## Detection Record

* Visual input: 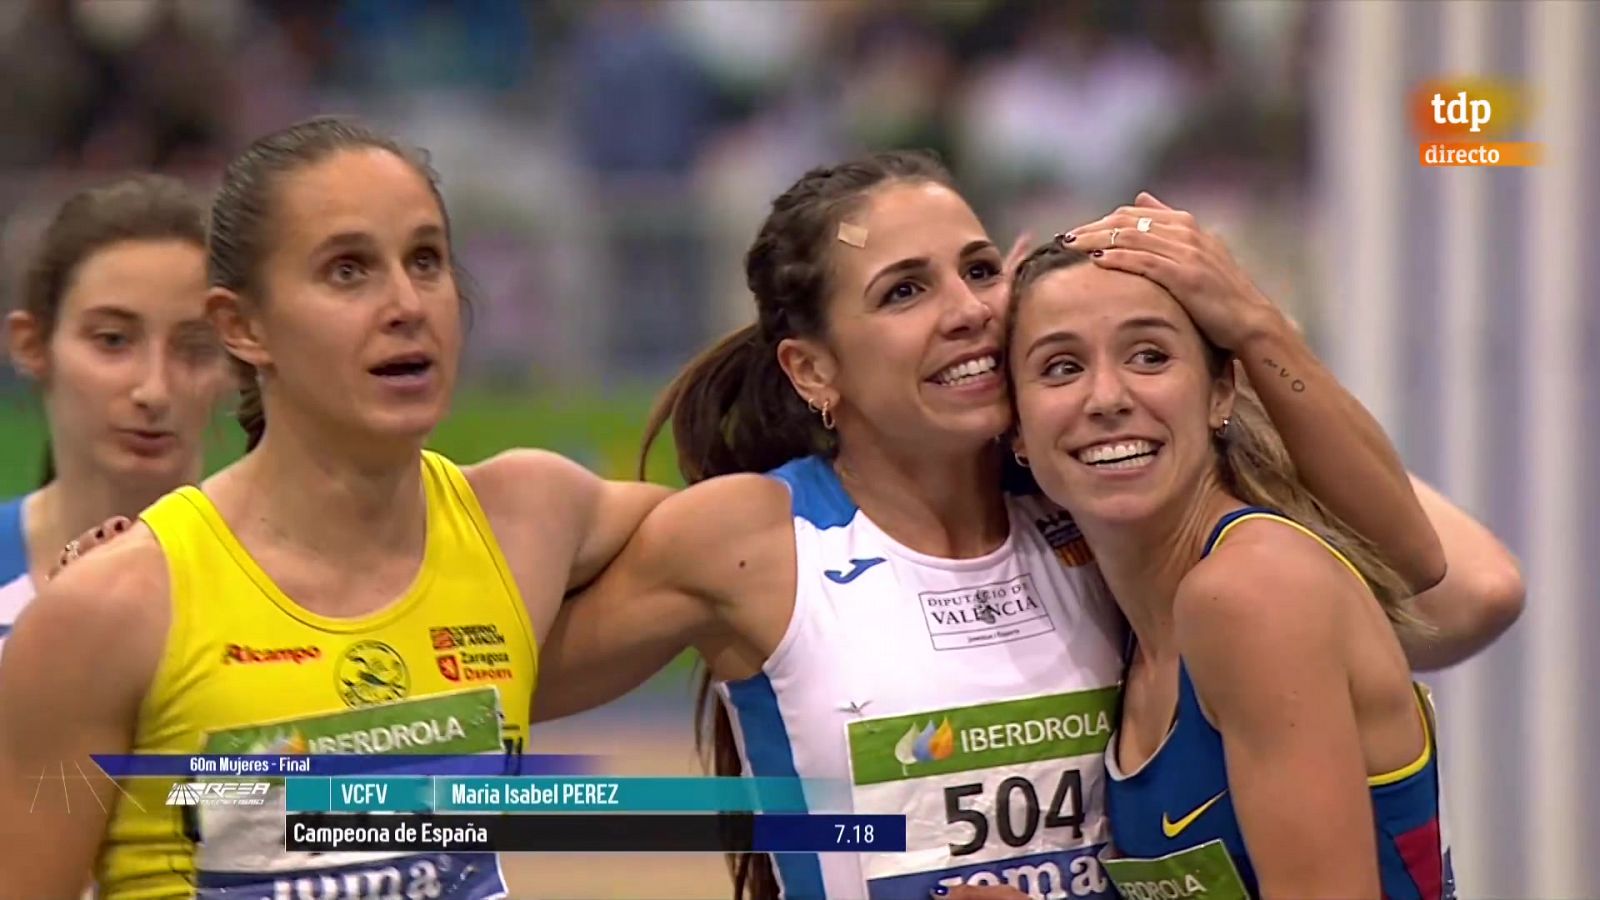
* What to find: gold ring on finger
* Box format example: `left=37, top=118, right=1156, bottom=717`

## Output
left=1110, top=227, right=1121, bottom=247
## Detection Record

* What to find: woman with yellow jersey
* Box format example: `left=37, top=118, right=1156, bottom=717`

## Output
left=0, top=118, right=667, bottom=900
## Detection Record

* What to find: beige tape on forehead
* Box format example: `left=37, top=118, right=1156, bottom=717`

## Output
left=836, top=222, right=868, bottom=248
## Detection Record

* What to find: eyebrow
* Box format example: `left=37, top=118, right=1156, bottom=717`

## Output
left=309, top=231, right=373, bottom=258
left=863, top=239, right=999, bottom=295
left=78, top=305, right=139, bottom=324
left=1022, top=316, right=1181, bottom=356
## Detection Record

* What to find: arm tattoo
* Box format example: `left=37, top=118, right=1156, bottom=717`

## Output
left=1260, top=357, right=1307, bottom=393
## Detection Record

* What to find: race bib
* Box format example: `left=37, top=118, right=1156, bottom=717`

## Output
left=846, top=688, right=1120, bottom=899
left=1100, top=840, right=1249, bottom=900
left=187, top=687, right=510, bottom=900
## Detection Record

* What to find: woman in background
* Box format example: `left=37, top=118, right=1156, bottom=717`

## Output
left=1, top=174, right=228, bottom=654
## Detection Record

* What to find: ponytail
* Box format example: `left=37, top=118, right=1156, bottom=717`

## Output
left=647, top=151, right=955, bottom=900
left=696, top=667, right=777, bottom=899
left=1217, top=378, right=1423, bottom=630
left=234, top=359, right=265, bottom=451
left=637, top=326, right=801, bottom=900
left=639, top=324, right=829, bottom=483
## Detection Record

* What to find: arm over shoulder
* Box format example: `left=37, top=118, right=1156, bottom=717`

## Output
left=465, top=449, right=674, bottom=594
left=535, top=473, right=795, bottom=721
left=1399, top=475, right=1525, bottom=670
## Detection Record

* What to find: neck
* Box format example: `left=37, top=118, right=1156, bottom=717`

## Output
left=23, top=456, right=198, bottom=579
left=833, top=436, right=1009, bottom=559
left=1075, top=474, right=1242, bottom=661
left=225, top=413, right=428, bottom=566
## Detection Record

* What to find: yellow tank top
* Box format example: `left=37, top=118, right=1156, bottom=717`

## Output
left=99, top=451, right=538, bottom=900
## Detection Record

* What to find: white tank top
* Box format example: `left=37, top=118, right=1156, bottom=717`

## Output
left=718, top=457, right=1126, bottom=899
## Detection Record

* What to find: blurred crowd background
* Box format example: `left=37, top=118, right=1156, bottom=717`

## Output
left=0, top=0, right=1313, bottom=387
left=0, top=1, right=1593, bottom=897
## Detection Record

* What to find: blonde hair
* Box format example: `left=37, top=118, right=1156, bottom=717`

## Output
left=1008, top=242, right=1425, bottom=630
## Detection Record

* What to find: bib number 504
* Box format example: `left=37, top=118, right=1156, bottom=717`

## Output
left=944, top=769, right=1085, bottom=856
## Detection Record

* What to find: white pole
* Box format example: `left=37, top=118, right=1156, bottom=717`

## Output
left=1524, top=0, right=1586, bottom=893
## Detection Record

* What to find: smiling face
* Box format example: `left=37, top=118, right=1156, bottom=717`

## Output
left=220, top=147, right=462, bottom=446
left=779, top=180, right=1012, bottom=455
left=1009, top=262, right=1235, bottom=525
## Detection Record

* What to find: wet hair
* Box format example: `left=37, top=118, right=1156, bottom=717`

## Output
left=1006, top=242, right=1418, bottom=624
left=208, top=116, right=464, bottom=451
left=638, top=150, right=953, bottom=900
left=18, top=174, right=208, bottom=486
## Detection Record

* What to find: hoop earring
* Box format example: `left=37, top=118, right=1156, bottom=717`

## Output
left=1013, top=450, right=1030, bottom=468
left=807, top=396, right=836, bottom=431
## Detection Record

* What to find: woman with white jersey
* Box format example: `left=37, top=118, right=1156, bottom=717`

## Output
left=1, top=175, right=228, bottom=657
left=0, top=118, right=670, bottom=900
left=533, top=154, right=1523, bottom=899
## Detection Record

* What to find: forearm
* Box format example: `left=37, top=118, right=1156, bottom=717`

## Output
left=1237, top=318, right=1445, bottom=591
left=534, top=608, right=697, bottom=721
left=1398, top=477, right=1525, bottom=669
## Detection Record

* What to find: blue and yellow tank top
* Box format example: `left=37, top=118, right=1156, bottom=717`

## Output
left=99, top=451, right=538, bottom=900
left=1101, top=507, right=1454, bottom=900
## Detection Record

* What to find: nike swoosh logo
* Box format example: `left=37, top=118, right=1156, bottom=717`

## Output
left=824, top=557, right=887, bottom=584
left=1161, top=790, right=1227, bottom=838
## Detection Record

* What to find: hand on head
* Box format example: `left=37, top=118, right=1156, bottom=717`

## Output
left=1057, top=191, right=1286, bottom=351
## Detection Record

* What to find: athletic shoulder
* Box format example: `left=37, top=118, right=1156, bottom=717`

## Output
left=1179, top=520, right=1356, bottom=632
left=464, top=449, right=675, bottom=590
left=462, top=447, right=600, bottom=505
left=20, top=525, right=170, bottom=646
left=0, top=524, right=169, bottom=722
left=1175, top=519, right=1356, bottom=699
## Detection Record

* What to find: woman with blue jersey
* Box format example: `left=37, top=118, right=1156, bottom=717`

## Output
left=1007, top=216, right=1462, bottom=898
left=1, top=176, right=229, bottom=656
left=534, top=157, right=1519, bottom=899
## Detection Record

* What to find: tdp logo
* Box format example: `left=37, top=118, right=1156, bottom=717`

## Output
left=1410, top=77, right=1539, bottom=167
left=1431, top=91, right=1491, bottom=133
left=166, top=781, right=269, bottom=807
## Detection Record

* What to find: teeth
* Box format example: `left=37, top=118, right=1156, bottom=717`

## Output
left=933, top=355, right=998, bottom=385
left=1075, top=440, right=1159, bottom=465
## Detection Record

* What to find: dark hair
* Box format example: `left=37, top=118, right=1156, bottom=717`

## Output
left=18, top=174, right=208, bottom=486
left=209, top=116, right=462, bottom=451
left=1006, top=241, right=1418, bottom=625
left=639, top=150, right=955, bottom=484
left=639, top=151, right=953, bottom=900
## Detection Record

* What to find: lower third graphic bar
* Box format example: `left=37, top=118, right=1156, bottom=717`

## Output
left=284, top=813, right=906, bottom=853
